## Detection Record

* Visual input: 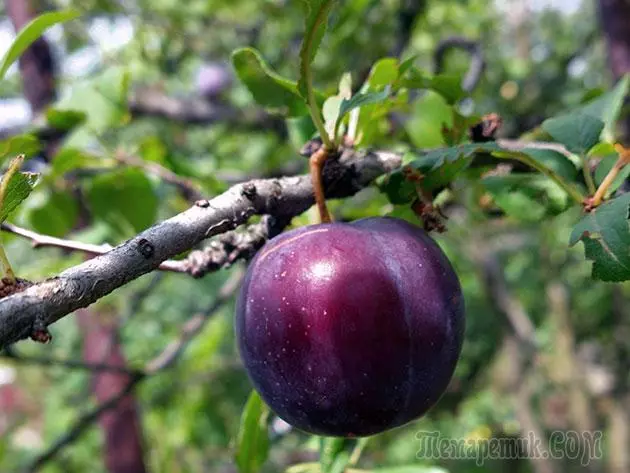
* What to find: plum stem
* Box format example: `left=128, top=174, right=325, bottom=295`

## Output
left=309, top=147, right=332, bottom=223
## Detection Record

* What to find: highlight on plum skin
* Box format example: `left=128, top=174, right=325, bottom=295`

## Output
left=235, top=217, right=465, bottom=437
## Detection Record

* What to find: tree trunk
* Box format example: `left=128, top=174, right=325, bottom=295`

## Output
left=5, top=0, right=57, bottom=113
left=598, top=0, right=630, bottom=141
left=78, top=309, right=148, bottom=473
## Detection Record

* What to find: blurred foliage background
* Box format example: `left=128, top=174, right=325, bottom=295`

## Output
left=0, top=0, right=628, bottom=473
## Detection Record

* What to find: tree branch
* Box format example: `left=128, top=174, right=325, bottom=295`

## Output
left=0, top=148, right=401, bottom=349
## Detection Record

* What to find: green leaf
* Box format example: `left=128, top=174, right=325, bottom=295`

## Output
left=54, top=67, right=130, bottom=136
left=51, top=148, right=103, bottom=176
left=231, top=48, right=307, bottom=116
left=338, top=87, right=391, bottom=122
left=319, top=438, right=350, bottom=473
left=297, top=0, right=337, bottom=98
left=334, top=87, right=391, bottom=137
left=401, top=68, right=466, bottom=105
left=84, top=168, right=157, bottom=237
left=542, top=113, right=604, bottom=155
left=234, top=391, right=270, bottom=473
left=570, top=193, right=630, bottom=282
left=46, top=108, right=87, bottom=130
left=379, top=143, right=500, bottom=204
left=0, top=172, right=39, bottom=223
left=286, top=115, right=317, bottom=151
left=482, top=173, right=571, bottom=221
left=406, top=91, right=453, bottom=148
left=398, top=55, right=419, bottom=77
left=367, top=58, right=399, bottom=87
left=520, top=148, right=578, bottom=182
left=28, top=189, right=79, bottom=237
left=0, top=135, right=41, bottom=164
left=378, top=171, right=416, bottom=205
left=579, top=75, right=629, bottom=142
left=0, top=9, right=80, bottom=80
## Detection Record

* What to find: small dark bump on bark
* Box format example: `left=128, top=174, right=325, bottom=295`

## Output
left=195, top=199, right=210, bottom=207
left=241, top=182, right=257, bottom=200
left=136, top=238, right=155, bottom=259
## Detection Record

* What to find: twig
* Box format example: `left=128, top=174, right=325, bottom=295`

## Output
left=1, top=346, right=143, bottom=376
left=0, top=148, right=401, bottom=349
left=434, top=36, right=485, bottom=93
left=24, top=270, right=243, bottom=472
left=114, top=151, right=204, bottom=202
left=1, top=215, right=287, bottom=278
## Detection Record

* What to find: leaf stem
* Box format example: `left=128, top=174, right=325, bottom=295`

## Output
left=498, top=150, right=586, bottom=205
left=0, top=154, right=25, bottom=283
left=591, top=144, right=630, bottom=207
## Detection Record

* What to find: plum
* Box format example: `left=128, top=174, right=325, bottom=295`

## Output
left=235, top=217, right=465, bottom=437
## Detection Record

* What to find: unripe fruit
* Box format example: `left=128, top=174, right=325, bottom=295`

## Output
left=235, top=217, right=465, bottom=437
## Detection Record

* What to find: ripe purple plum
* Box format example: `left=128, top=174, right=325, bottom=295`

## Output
left=235, top=217, right=465, bottom=437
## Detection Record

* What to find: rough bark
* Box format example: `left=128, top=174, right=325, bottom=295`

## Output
left=0, top=149, right=401, bottom=349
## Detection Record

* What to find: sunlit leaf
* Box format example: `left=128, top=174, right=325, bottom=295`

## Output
left=0, top=9, right=80, bottom=80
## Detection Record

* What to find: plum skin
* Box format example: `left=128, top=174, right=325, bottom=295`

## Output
left=235, top=217, right=465, bottom=437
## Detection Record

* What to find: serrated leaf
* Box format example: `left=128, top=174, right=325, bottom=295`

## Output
left=542, top=113, right=604, bottom=155
left=297, top=0, right=337, bottom=98
left=0, top=9, right=80, bottom=80
left=579, top=74, right=629, bottom=142
left=235, top=391, right=270, bottom=473
left=380, top=143, right=500, bottom=204
left=0, top=172, right=39, bottom=222
left=570, top=193, right=630, bottom=282
left=378, top=171, right=416, bottom=204
left=482, top=173, right=571, bottom=221
left=231, top=48, right=307, bottom=117
left=520, top=148, right=578, bottom=181
left=84, top=168, right=157, bottom=237
left=0, top=135, right=41, bottom=163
